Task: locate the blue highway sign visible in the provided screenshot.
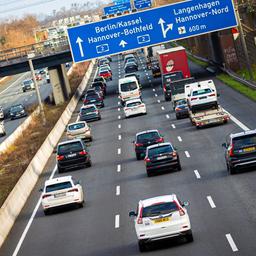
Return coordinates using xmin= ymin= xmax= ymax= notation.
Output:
xmin=104 ymin=2 xmax=131 ymax=15
xmin=112 ymin=0 xmax=130 ymax=5
xmin=134 ymin=0 xmax=152 ymax=9
xmin=67 ymin=0 xmax=238 ymax=63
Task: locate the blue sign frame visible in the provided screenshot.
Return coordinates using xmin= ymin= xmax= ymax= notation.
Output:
xmin=68 ymin=0 xmax=238 ymax=63
xmin=104 ymin=2 xmax=131 ymax=15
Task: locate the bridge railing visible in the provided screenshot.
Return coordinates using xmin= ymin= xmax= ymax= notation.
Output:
xmin=0 ymin=37 xmax=70 ymax=66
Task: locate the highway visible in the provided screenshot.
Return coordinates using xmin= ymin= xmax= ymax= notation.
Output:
xmin=0 ymin=72 xmax=52 ymax=143
xmin=1 ymin=52 xmax=256 ymax=256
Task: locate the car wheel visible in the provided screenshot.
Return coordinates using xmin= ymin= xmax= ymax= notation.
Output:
xmin=146 ymin=170 xmax=152 ymax=177
xmin=176 ymin=114 xmax=180 ymax=120
xmin=78 ymin=201 xmax=84 ymax=208
xmin=44 ymin=209 xmax=50 ymax=216
xmin=87 ymin=160 xmax=92 ymax=167
xmin=185 ymin=231 xmax=194 ymax=243
xmin=58 ymin=167 xmax=64 ymax=173
xmin=138 ymin=241 xmax=147 ymax=252
xmin=98 ymin=116 xmax=101 ymax=120
xmin=177 ymin=162 xmax=182 ymax=171
xmin=136 ymin=153 xmax=141 ymax=160
xmin=89 ymin=137 xmax=93 ymax=142
xmin=229 ymin=165 xmax=236 ymax=175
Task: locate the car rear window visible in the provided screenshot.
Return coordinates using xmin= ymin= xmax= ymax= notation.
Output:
xmin=46 ymin=181 xmax=72 ymax=193
xmin=192 ymin=88 xmax=212 ymax=96
xmin=58 ymin=141 xmax=83 ymax=154
xmin=233 ymin=134 xmax=256 ymax=150
xmin=81 ymin=106 xmax=96 ymax=114
xmin=137 ymin=132 xmax=160 ymax=142
xmin=126 ymin=101 xmax=141 ymax=107
xmin=99 ymin=69 xmax=109 ymax=74
xmin=142 ymin=202 xmax=179 ymax=217
xmin=23 ymin=80 xmax=32 ymax=85
xmin=148 ymin=145 xmax=173 ymax=157
xmin=68 ymin=123 xmax=86 ymax=131
xmin=86 ymin=95 xmax=100 ymax=100
xmin=92 ymin=82 xmax=103 ymax=87
xmin=87 ymin=90 xmax=97 ymax=94
xmin=120 ymin=82 xmax=138 ymax=92
xmin=10 ymin=105 xmax=23 ymax=112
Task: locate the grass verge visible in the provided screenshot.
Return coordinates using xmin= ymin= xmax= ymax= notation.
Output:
xmin=217 ymin=73 xmax=256 ymax=102
xmin=0 ymin=61 xmax=89 ymax=207
xmin=187 ymin=54 xmax=208 ymax=68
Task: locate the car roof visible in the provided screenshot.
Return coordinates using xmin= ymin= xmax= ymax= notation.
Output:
xmin=136 ymin=129 xmax=159 ymax=137
xmin=119 ymin=77 xmax=137 ymax=83
xmin=11 ymin=104 xmax=23 ymax=108
xmin=140 ymin=194 xmax=177 ymax=208
xmin=81 ymin=104 xmax=97 ymax=109
xmin=147 ymin=142 xmax=172 ymax=150
xmin=67 ymin=121 xmax=87 ymax=127
xmin=58 ymin=139 xmax=83 ymax=146
xmin=125 ymin=62 xmax=137 ymax=66
xmin=230 ymin=129 xmax=256 ymax=139
xmin=125 ymin=98 xmax=142 ymax=104
xmin=45 ymin=175 xmax=73 ymax=186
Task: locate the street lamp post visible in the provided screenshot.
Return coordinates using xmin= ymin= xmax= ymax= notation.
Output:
xmin=27 ymin=53 xmax=46 ymax=125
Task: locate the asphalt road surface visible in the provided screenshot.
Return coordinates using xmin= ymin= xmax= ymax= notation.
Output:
xmin=0 ymin=72 xmax=52 ymax=143
xmin=1 ymin=53 xmax=256 ymax=256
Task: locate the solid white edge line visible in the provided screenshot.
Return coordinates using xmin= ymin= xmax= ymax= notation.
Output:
xmin=117 ymin=164 xmax=121 ymax=173
xmin=185 ymin=151 xmax=190 ymax=158
xmin=207 ymin=196 xmax=216 ymax=208
xmin=116 ymin=186 xmax=120 ymax=196
xmin=177 ymin=136 xmax=182 ymax=142
xmin=226 ymin=234 xmax=239 ymax=252
xmin=194 ymin=170 xmax=201 ymax=179
xmin=118 ymin=148 xmax=121 ymax=155
xmin=12 ymin=165 xmax=58 ymax=256
xmin=223 ymin=108 xmax=250 ymax=131
xmin=115 ymin=214 xmax=120 ymax=228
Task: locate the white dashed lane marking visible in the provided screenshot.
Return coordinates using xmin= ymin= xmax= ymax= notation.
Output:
xmin=118 ymin=148 xmax=121 ymax=155
xmin=161 ymin=106 xmax=165 ymax=110
xmin=171 ymin=124 xmax=176 ymax=129
xmin=157 ymin=100 xmax=160 ymax=103
xmin=177 ymin=136 xmax=182 ymax=142
xmin=194 ymin=170 xmax=201 ymax=179
xmin=118 ymin=115 xmax=121 ymax=120
xmin=117 ymin=164 xmax=121 ymax=173
xmin=226 ymin=234 xmax=239 ymax=252
xmin=166 ymin=114 xmax=170 ymax=119
xmin=118 ymin=124 xmax=121 ymax=129
xmin=155 ymin=93 xmax=158 ymax=97
xmin=115 ymin=215 xmax=120 ymax=228
xmin=207 ymin=196 xmax=216 ymax=208
xmin=118 ymin=134 xmax=122 ymax=140
xmin=116 ymin=186 xmax=120 ymax=196
xmin=118 ymin=108 xmax=120 ymax=112
xmin=152 ymin=89 xmax=155 ymax=92
xmin=185 ymin=151 xmax=190 ymax=158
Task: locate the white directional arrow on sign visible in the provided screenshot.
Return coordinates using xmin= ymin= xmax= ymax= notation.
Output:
xmin=158 ymin=18 xmax=173 ymax=38
xmin=76 ymin=37 xmax=84 ymax=57
xmin=119 ymin=40 xmax=128 ymax=48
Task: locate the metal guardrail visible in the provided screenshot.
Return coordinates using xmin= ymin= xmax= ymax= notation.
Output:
xmin=0 ymin=37 xmax=70 ymax=67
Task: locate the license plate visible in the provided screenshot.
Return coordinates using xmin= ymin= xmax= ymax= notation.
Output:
xmin=199 ymin=96 xmax=207 ymax=99
xmin=54 ymin=192 xmax=66 ymax=198
xmin=154 ymin=217 xmax=170 ymax=224
xmin=243 ymin=147 xmax=256 ymax=152
xmin=67 ymin=153 xmax=76 ymax=158
xmin=90 ymin=100 xmax=96 ymax=102
xmin=157 ymin=156 xmax=168 ymax=160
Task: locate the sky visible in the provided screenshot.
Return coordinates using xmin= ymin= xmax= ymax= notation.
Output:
xmin=0 ymin=0 xmax=110 ymax=21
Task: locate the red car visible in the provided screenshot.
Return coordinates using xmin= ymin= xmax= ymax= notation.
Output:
xmin=99 ymin=69 xmax=112 ymax=81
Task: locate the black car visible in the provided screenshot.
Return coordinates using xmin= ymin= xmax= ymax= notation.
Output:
xmin=83 ymin=94 xmax=104 ymax=108
xmin=93 ymin=77 xmax=107 ymax=90
xmin=134 ymin=130 xmax=164 ymax=160
xmin=124 ymin=62 xmax=138 ymax=73
xmin=175 ymin=99 xmax=189 ymax=119
xmin=56 ymin=139 xmax=91 ymax=173
xmin=9 ymin=104 xmax=27 ymax=120
xmin=87 ymin=88 xmax=104 ymax=98
xmin=162 ymin=71 xmax=184 ymax=101
xmin=144 ymin=142 xmax=181 ymax=176
xmin=91 ymin=81 xmax=106 ymax=96
xmin=79 ymin=104 xmax=101 ymax=122
xmin=222 ymin=130 xmax=256 ymax=174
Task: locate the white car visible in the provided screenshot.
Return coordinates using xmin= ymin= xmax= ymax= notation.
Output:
xmin=66 ymin=121 xmax=92 ymax=141
xmin=41 ymin=176 xmax=84 ymax=215
xmin=0 ymin=121 xmax=6 ymax=136
xmin=124 ymin=99 xmax=146 ymax=118
xmin=129 ymin=194 xmax=193 ymax=252
xmin=0 ymin=106 xmax=4 ymax=120
xmin=186 ymin=80 xmax=217 ymax=112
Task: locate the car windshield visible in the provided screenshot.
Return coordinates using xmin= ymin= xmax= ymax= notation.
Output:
xmin=81 ymin=107 xmax=96 ymax=114
xmin=87 ymin=90 xmax=97 ymax=94
xmin=45 ymin=181 xmax=72 ymax=193
xmin=121 ymin=82 xmax=138 ymax=92
xmin=10 ymin=105 xmax=23 ymax=112
xmin=126 ymin=101 xmax=141 ymax=107
xmin=142 ymin=202 xmax=179 ymax=217
xmin=137 ymin=132 xmax=160 ymax=142
xmin=58 ymin=141 xmax=83 ymax=154
xmin=94 ymin=77 xmax=103 ymax=82
xmin=92 ymin=82 xmax=103 ymax=87
xmin=23 ymin=80 xmax=32 ymax=85
xmin=233 ymin=134 xmax=256 ymax=149
xmin=148 ymin=145 xmax=173 ymax=157
xmin=86 ymin=95 xmax=100 ymax=100
xmin=99 ymin=70 xmax=109 ymax=74
xmin=126 ymin=62 xmax=136 ymax=67
xmin=68 ymin=123 xmax=86 ymax=131
xmin=176 ymin=99 xmax=187 ymax=106
xmin=192 ymin=88 xmax=212 ymax=96
xmin=126 ymin=58 xmax=136 ymax=63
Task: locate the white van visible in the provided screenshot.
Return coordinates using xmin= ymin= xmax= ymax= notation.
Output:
xmin=118 ymin=77 xmax=141 ymax=105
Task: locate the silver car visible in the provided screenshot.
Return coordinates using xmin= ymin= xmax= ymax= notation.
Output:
xmin=66 ymin=121 xmax=92 ymax=141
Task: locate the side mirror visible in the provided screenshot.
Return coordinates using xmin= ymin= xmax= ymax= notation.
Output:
xmin=160 ymin=134 xmax=164 ymax=137
xmin=182 ymin=201 xmax=190 ymax=207
xmin=222 ymin=142 xmax=227 ymax=148
xmin=129 ymin=211 xmax=137 ymax=217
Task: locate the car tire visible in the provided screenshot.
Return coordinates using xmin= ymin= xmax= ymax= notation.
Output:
xmin=44 ymin=209 xmax=50 ymax=216
xmin=138 ymin=241 xmax=147 ymax=252
xmin=87 ymin=160 xmax=92 ymax=167
xmin=185 ymin=232 xmax=194 ymax=243
xmin=176 ymin=114 xmax=180 ymax=120
xmin=58 ymin=167 xmax=64 ymax=173
xmin=89 ymin=137 xmax=93 ymax=142
xmin=78 ymin=201 xmax=84 ymax=208
xmin=229 ymin=165 xmax=236 ymax=175
xmin=136 ymin=153 xmax=141 ymax=160
xmin=177 ymin=162 xmax=182 ymax=171
xmin=146 ymin=170 xmax=152 ymax=177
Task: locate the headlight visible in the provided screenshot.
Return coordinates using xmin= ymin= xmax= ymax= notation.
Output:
xmin=21 ymin=110 xmax=25 ymax=114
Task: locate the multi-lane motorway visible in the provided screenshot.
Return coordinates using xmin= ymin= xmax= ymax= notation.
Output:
xmin=1 ymin=53 xmax=256 ymax=256
xmin=0 ymin=72 xmax=52 ymax=143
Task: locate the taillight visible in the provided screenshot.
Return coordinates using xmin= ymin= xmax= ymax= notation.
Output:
xmin=163 ymin=84 xmax=166 ymax=92
xmin=84 ymin=99 xmax=89 ymax=103
xmin=138 ymin=104 xmax=144 ymax=108
xmin=179 ymin=208 xmax=185 ymax=216
xmin=229 ymin=143 xmax=234 ymax=157
xmin=209 ymin=93 xmax=216 ymax=97
xmin=42 ymin=194 xmax=51 ymax=199
xmin=144 ymin=157 xmax=151 ymax=163
xmin=124 ymin=107 xmax=128 ymax=111
xmin=156 ymin=137 xmax=164 ymax=143
xmin=79 ymin=150 xmax=88 ymax=156
xmin=68 ymin=188 xmax=79 ymax=192
xmin=57 ymin=155 xmax=64 ymax=161
xmin=175 ymin=107 xmax=182 ymax=111
xmin=99 ymin=97 xmax=103 ymax=101
xmin=137 ymin=218 xmax=143 ymax=224
xmin=172 ymin=151 xmax=177 ymax=157
xmin=191 ymin=97 xmax=198 ymax=101
xmin=135 ymin=143 xmax=143 ymax=147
